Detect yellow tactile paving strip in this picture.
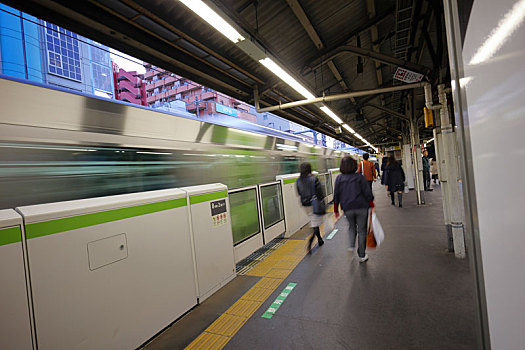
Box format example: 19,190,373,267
185,213,336,350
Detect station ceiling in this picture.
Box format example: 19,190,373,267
5,0,450,150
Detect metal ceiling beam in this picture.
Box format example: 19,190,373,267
364,104,409,121
366,0,383,90
306,5,396,64
305,45,431,76
116,0,264,85
285,0,355,103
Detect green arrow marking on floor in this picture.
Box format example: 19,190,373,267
326,229,338,240
261,282,297,319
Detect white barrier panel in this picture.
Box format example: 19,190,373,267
329,168,340,202
17,189,197,350
258,182,286,243
319,172,333,203
0,210,33,350
276,174,309,237
182,184,236,302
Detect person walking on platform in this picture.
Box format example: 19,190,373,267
384,154,405,207
296,162,325,252
422,150,433,191
357,153,376,191
374,161,380,179
380,156,388,186
430,157,439,185
381,156,390,197
333,156,374,263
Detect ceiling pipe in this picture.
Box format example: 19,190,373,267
303,45,432,76
255,82,427,113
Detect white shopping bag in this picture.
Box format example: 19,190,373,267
371,210,385,246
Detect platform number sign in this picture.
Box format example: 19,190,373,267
210,199,227,228
394,67,423,83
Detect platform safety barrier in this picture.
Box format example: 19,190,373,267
1,174,332,349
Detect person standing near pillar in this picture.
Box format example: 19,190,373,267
384,154,405,207
430,157,439,185
422,150,433,191
357,153,377,191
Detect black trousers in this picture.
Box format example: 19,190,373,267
367,180,373,191
423,169,431,190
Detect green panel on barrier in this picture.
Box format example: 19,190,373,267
260,184,284,229
283,178,297,185
189,190,228,205
0,226,22,246
229,189,260,244
26,197,187,239
326,174,333,195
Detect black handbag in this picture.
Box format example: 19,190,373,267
311,177,326,215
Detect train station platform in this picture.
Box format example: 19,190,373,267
144,182,478,350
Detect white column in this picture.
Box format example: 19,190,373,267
438,84,465,258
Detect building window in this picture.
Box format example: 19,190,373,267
43,22,81,81
91,63,112,93
90,44,109,66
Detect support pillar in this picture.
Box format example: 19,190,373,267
409,95,425,205
434,128,454,252
438,84,465,258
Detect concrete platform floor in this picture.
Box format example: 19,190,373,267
145,182,479,349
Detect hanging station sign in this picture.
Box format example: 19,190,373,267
393,67,424,83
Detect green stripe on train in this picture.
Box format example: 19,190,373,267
189,191,228,205
283,178,298,185
0,226,22,246
26,198,187,239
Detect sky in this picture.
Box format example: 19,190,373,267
110,48,146,74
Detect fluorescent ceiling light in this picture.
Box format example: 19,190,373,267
320,106,343,124
259,58,315,99
179,0,245,43
469,0,525,64
342,124,356,134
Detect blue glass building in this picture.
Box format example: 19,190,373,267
0,4,113,97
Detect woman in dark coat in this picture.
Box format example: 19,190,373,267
384,154,405,207
380,156,388,185
333,156,374,263
296,162,325,251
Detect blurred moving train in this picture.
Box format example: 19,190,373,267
0,76,345,209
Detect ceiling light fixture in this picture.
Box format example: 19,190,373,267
320,106,343,124
179,0,245,43
259,58,315,99
342,124,356,134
